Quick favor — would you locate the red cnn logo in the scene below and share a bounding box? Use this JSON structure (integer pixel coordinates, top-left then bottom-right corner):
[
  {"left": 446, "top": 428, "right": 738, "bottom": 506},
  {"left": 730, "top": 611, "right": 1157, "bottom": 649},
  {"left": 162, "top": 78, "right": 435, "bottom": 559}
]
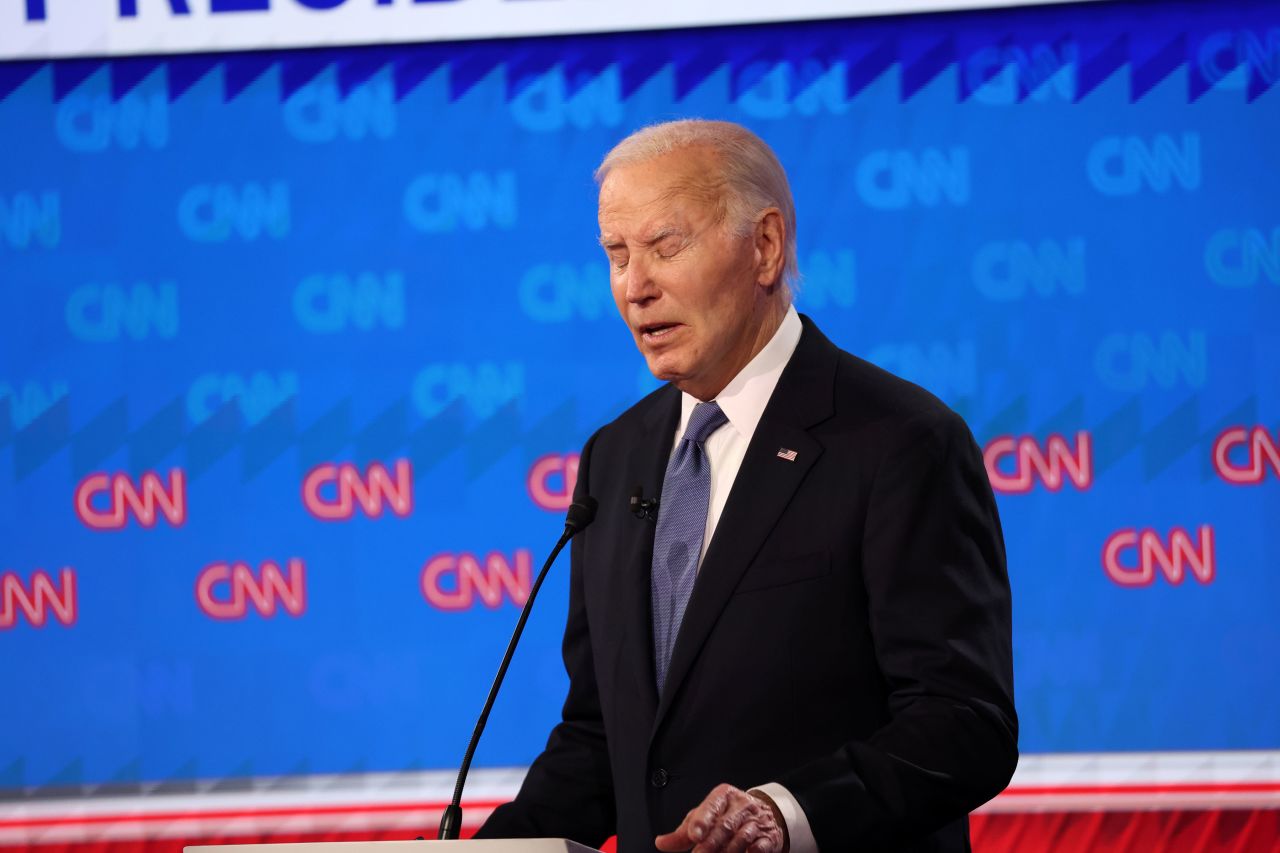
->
[
  {"left": 1212, "top": 426, "right": 1280, "bottom": 485},
  {"left": 984, "top": 431, "right": 1093, "bottom": 493},
  {"left": 1, "top": 568, "right": 77, "bottom": 629},
  {"left": 421, "top": 551, "right": 532, "bottom": 611},
  {"left": 302, "top": 459, "right": 413, "bottom": 520},
  {"left": 527, "top": 453, "right": 580, "bottom": 511},
  {"left": 74, "top": 469, "right": 187, "bottom": 529},
  {"left": 1102, "top": 525, "right": 1215, "bottom": 587},
  {"left": 195, "top": 559, "right": 306, "bottom": 620}
]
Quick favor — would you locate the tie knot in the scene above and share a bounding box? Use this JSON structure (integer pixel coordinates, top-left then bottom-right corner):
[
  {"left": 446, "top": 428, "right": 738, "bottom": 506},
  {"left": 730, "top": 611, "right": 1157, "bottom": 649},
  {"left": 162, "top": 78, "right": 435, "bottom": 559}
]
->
[{"left": 683, "top": 401, "right": 728, "bottom": 445}]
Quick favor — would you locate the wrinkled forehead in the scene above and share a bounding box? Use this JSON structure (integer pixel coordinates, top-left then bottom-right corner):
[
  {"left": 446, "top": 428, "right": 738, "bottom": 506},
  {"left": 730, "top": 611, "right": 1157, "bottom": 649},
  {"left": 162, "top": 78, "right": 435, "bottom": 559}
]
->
[{"left": 597, "top": 148, "right": 726, "bottom": 229}]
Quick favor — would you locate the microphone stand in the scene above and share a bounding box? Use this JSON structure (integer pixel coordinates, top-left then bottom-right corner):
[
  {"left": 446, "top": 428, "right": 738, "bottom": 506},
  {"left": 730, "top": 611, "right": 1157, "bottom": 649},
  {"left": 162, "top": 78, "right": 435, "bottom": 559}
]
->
[{"left": 437, "top": 497, "right": 598, "bottom": 840}]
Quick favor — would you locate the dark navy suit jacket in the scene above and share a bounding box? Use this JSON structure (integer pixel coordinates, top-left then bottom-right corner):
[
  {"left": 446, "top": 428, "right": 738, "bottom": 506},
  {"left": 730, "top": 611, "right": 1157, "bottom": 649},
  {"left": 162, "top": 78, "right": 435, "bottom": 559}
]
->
[{"left": 477, "top": 317, "right": 1018, "bottom": 851}]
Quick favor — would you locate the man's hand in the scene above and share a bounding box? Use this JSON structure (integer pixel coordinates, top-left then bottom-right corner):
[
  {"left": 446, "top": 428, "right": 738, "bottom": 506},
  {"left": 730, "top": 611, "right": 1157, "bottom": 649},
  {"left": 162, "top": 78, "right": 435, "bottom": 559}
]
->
[{"left": 654, "top": 783, "right": 788, "bottom": 853}]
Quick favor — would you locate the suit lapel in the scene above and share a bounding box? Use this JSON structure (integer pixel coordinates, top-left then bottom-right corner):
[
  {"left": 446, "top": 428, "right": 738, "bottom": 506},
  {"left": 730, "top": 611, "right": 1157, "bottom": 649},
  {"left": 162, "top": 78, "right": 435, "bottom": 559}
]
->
[
  {"left": 614, "top": 385, "right": 680, "bottom": 715},
  {"left": 653, "top": 317, "right": 839, "bottom": 731}
]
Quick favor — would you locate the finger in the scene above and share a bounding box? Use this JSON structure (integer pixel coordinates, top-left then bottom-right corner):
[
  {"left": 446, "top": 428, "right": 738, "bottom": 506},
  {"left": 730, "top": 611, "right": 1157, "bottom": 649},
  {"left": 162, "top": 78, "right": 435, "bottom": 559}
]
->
[
  {"left": 686, "top": 786, "right": 733, "bottom": 844},
  {"left": 748, "top": 836, "right": 780, "bottom": 853},
  {"left": 723, "top": 819, "right": 762, "bottom": 853},
  {"left": 654, "top": 829, "right": 692, "bottom": 852},
  {"left": 657, "top": 794, "right": 721, "bottom": 852},
  {"left": 697, "top": 795, "right": 752, "bottom": 851}
]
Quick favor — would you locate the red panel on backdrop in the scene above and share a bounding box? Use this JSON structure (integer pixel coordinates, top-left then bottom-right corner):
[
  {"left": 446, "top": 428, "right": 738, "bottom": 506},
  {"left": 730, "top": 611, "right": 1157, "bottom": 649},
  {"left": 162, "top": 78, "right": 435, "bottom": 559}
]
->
[
  {"left": 2, "top": 811, "right": 1279, "bottom": 853},
  {"left": 971, "top": 809, "right": 1280, "bottom": 852}
]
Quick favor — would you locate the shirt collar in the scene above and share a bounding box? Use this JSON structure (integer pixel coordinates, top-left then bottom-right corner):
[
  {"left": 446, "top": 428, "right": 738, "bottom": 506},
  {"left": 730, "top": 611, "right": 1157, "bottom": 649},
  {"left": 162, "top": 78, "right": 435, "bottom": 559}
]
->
[{"left": 677, "top": 305, "right": 803, "bottom": 442}]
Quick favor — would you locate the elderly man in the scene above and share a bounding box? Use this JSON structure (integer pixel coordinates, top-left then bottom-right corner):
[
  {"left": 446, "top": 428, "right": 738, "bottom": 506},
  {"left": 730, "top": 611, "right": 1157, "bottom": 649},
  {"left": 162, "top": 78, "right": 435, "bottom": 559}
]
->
[{"left": 476, "top": 120, "right": 1017, "bottom": 852}]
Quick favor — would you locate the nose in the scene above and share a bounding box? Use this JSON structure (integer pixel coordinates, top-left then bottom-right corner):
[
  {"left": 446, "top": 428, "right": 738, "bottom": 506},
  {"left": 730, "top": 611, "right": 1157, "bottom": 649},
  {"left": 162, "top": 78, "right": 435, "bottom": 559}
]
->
[{"left": 623, "top": 253, "right": 660, "bottom": 306}]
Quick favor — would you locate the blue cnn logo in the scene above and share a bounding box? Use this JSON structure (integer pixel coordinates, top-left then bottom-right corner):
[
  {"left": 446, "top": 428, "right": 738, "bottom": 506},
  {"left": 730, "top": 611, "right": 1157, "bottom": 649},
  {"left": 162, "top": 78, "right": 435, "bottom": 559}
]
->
[
  {"left": 795, "top": 249, "right": 856, "bottom": 310},
  {"left": 294, "top": 271, "right": 405, "bottom": 333},
  {"left": 178, "top": 182, "right": 290, "bottom": 242},
  {"left": 868, "top": 340, "right": 977, "bottom": 400},
  {"left": 1, "top": 191, "right": 60, "bottom": 249},
  {"left": 519, "top": 263, "right": 611, "bottom": 323},
  {"left": 66, "top": 283, "right": 178, "bottom": 342},
  {"left": 1205, "top": 227, "right": 1280, "bottom": 288},
  {"left": 735, "top": 61, "right": 849, "bottom": 119},
  {"left": 856, "top": 148, "right": 970, "bottom": 209},
  {"left": 965, "top": 43, "right": 1076, "bottom": 104},
  {"left": 412, "top": 362, "right": 524, "bottom": 419},
  {"left": 1197, "top": 29, "right": 1280, "bottom": 90},
  {"left": 283, "top": 76, "right": 396, "bottom": 143},
  {"left": 1087, "top": 133, "right": 1201, "bottom": 196},
  {"left": 403, "top": 172, "right": 517, "bottom": 233},
  {"left": 56, "top": 93, "right": 168, "bottom": 152},
  {"left": 1094, "top": 331, "right": 1207, "bottom": 391},
  {"left": 0, "top": 380, "right": 68, "bottom": 430},
  {"left": 510, "top": 68, "right": 622, "bottom": 132},
  {"left": 972, "top": 239, "right": 1086, "bottom": 301},
  {"left": 187, "top": 371, "right": 298, "bottom": 426}
]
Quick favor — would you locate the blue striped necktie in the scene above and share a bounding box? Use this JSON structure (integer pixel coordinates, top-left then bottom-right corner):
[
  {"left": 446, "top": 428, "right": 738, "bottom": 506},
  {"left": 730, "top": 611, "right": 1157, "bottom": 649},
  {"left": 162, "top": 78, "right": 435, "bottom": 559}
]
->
[{"left": 651, "top": 401, "right": 728, "bottom": 694}]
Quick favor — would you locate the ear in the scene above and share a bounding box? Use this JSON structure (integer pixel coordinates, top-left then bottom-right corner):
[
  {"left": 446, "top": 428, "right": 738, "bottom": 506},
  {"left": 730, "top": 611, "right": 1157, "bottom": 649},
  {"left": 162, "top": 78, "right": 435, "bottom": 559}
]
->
[{"left": 753, "top": 208, "right": 786, "bottom": 288}]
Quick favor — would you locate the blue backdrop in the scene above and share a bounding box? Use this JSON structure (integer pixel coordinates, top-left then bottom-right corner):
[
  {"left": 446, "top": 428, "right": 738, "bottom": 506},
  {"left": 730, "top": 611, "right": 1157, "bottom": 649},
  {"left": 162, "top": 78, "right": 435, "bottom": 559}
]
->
[{"left": 2, "top": 0, "right": 1278, "bottom": 793}]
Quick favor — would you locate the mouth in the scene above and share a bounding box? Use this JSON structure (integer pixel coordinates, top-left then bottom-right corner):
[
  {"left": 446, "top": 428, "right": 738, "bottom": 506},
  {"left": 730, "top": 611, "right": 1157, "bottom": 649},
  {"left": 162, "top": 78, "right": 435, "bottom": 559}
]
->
[{"left": 638, "top": 322, "right": 682, "bottom": 344}]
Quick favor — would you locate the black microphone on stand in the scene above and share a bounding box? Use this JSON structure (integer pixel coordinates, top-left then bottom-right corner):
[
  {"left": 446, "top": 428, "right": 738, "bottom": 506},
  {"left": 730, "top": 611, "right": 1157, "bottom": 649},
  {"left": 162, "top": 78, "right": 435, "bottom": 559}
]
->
[{"left": 436, "top": 496, "right": 599, "bottom": 841}]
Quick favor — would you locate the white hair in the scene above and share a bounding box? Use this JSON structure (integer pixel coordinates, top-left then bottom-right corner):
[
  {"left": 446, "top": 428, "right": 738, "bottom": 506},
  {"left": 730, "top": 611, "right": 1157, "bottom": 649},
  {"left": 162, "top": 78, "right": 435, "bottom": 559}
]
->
[{"left": 595, "top": 119, "right": 799, "bottom": 294}]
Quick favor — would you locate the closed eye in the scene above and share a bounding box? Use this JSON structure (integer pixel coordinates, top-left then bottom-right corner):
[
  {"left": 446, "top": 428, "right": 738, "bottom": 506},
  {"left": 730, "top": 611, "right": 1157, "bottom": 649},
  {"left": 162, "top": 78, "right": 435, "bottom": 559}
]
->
[{"left": 655, "top": 235, "right": 686, "bottom": 259}]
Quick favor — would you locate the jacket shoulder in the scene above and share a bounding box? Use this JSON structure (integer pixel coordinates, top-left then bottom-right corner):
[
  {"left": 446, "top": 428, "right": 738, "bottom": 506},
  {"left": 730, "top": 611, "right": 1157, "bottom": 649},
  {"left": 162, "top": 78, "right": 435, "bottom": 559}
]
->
[
  {"left": 829, "top": 347, "right": 973, "bottom": 446},
  {"left": 577, "top": 382, "right": 676, "bottom": 457},
  {"left": 603, "top": 382, "right": 676, "bottom": 433}
]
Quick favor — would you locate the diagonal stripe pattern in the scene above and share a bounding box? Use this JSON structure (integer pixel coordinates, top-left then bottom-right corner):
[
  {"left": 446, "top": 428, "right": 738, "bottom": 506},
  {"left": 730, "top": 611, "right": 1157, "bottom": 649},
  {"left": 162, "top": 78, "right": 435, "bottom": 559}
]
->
[{"left": 651, "top": 401, "right": 728, "bottom": 694}]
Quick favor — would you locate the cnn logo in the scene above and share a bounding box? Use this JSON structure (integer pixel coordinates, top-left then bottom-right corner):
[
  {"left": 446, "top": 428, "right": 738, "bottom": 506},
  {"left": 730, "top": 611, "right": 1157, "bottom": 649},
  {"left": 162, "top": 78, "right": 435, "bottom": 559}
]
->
[
  {"left": 302, "top": 459, "right": 412, "bottom": 520},
  {"left": 1213, "top": 426, "right": 1280, "bottom": 485},
  {"left": 196, "top": 559, "right": 306, "bottom": 620},
  {"left": 1, "top": 568, "right": 76, "bottom": 629},
  {"left": 421, "top": 551, "right": 532, "bottom": 611},
  {"left": 527, "top": 453, "right": 579, "bottom": 511},
  {"left": 984, "top": 432, "right": 1092, "bottom": 493},
  {"left": 1102, "top": 525, "right": 1215, "bottom": 587},
  {"left": 74, "top": 469, "right": 186, "bottom": 529}
]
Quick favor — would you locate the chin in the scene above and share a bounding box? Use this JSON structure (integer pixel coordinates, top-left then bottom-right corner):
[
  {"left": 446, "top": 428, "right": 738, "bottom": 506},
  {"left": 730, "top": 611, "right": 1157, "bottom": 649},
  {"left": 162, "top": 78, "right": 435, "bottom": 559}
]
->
[{"left": 645, "top": 358, "right": 684, "bottom": 385}]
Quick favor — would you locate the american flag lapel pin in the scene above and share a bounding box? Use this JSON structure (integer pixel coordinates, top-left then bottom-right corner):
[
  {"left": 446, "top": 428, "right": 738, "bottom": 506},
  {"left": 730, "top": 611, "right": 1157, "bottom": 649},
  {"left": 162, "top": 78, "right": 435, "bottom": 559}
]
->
[{"left": 776, "top": 447, "right": 798, "bottom": 462}]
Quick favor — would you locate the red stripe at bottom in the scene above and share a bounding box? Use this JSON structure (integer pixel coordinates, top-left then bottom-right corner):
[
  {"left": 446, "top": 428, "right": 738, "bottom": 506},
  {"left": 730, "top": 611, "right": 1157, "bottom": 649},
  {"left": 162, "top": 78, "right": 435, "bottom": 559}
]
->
[
  {"left": 972, "top": 808, "right": 1280, "bottom": 852},
  {"left": 1, "top": 810, "right": 1278, "bottom": 853}
]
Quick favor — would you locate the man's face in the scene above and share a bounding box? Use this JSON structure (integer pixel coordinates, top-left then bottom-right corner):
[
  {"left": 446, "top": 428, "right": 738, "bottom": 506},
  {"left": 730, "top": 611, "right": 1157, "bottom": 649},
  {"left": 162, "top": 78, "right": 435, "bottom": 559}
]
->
[{"left": 598, "top": 148, "right": 774, "bottom": 401}]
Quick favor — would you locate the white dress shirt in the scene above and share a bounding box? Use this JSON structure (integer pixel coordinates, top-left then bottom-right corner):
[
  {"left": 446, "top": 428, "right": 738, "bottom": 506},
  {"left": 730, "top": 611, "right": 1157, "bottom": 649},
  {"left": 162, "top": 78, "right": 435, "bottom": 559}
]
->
[{"left": 668, "top": 304, "right": 819, "bottom": 853}]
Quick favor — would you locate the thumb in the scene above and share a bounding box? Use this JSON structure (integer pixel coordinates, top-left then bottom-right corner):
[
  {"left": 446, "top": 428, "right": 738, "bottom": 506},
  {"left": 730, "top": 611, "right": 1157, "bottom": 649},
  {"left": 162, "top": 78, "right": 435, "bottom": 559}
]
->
[{"left": 654, "top": 823, "right": 693, "bottom": 852}]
